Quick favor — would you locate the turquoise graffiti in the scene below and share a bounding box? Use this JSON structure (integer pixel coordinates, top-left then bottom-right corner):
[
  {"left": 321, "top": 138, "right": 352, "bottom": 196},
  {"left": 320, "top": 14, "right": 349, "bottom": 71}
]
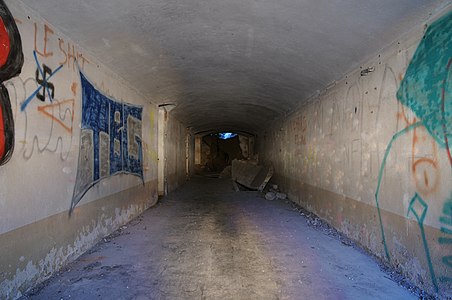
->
[
  {"left": 407, "top": 193, "right": 437, "bottom": 291},
  {"left": 396, "top": 11, "right": 452, "bottom": 165},
  {"left": 439, "top": 194, "right": 452, "bottom": 284},
  {"left": 375, "top": 122, "right": 422, "bottom": 259},
  {"left": 375, "top": 11, "right": 451, "bottom": 292}
]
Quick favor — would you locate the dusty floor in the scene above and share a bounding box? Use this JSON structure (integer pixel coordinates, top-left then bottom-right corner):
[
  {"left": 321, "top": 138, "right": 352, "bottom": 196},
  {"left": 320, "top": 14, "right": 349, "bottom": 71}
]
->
[{"left": 24, "top": 176, "right": 416, "bottom": 300}]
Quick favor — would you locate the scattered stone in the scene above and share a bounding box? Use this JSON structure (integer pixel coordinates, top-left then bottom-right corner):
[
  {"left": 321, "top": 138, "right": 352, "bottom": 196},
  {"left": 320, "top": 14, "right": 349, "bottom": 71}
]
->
[
  {"left": 341, "top": 239, "right": 353, "bottom": 246},
  {"left": 276, "top": 192, "right": 287, "bottom": 200},
  {"left": 265, "top": 192, "right": 277, "bottom": 201},
  {"left": 272, "top": 184, "right": 278, "bottom": 190}
]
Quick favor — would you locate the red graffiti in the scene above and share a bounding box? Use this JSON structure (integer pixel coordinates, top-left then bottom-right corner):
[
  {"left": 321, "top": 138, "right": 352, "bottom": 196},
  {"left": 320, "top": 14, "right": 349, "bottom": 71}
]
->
[
  {"left": 411, "top": 126, "right": 440, "bottom": 196},
  {"left": 0, "top": 17, "right": 10, "bottom": 68},
  {"left": 59, "top": 38, "right": 89, "bottom": 70},
  {"left": 398, "top": 101, "right": 441, "bottom": 196},
  {"left": 0, "top": 103, "right": 4, "bottom": 158},
  {"left": 0, "top": 16, "right": 7, "bottom": 159},
  {"left": 71, "top": 82, "right": 77, "bottom": 96},
  {"left": 0, "top": 1, "right": 24, "bottom": 166},
  {"left": 37, "top": 99, "right": 75, "bottom": 133},
  {"left": 34, "top": 23, "right": 54, "bottom": 58}
]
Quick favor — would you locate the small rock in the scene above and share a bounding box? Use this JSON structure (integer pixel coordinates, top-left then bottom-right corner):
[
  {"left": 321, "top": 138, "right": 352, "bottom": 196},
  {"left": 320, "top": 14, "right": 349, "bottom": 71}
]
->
[
  {"left": 276, "top": 192, "right": 287, "bottom": 200},
  {"left": 272, "top": 184, "right": 278, "bottom": 190},
  {"left": 265, "top": 192, "right": 277, "bottom": 201}
]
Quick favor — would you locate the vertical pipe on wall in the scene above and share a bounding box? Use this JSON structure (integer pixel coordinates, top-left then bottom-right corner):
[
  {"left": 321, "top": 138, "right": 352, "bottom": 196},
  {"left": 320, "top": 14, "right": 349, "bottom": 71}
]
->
[{"left": 157, "top": 107, "right": 167, "bottom": 196}]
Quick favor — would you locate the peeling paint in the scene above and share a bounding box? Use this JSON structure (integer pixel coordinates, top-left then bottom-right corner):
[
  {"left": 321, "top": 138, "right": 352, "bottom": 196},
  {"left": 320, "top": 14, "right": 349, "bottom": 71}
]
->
[{"left": 0, "top": 201, "right": 144, "bottom": 299}]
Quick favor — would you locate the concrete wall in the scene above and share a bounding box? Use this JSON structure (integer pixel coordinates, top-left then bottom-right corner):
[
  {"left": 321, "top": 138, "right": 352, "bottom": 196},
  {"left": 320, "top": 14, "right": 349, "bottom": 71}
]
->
[
  {"left": 186, "top": 128, "right": 195, "bottom": 178},
  {"left": 260, "top": 9, "right": 451, "bottom": 297},
  {"left": 0, "top": 1, "right": 159, "bottom": 298},
  {"left": 165, "top": 110, "right": 191, "bottom": 193}
]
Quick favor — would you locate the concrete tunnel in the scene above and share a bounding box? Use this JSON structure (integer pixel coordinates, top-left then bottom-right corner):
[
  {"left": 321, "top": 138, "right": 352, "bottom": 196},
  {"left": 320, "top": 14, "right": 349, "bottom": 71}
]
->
[{"left": 0, "top": 0, "right": 451, "bottom": 298}]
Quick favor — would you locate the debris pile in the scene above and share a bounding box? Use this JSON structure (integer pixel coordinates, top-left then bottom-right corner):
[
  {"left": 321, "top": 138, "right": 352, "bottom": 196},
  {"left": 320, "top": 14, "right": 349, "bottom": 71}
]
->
[
  {"left": 231, "top": 159, "right": 273, "bottom": 191},
  {"left": 264, "top": 184, "right": 287, "bottom": 201}
]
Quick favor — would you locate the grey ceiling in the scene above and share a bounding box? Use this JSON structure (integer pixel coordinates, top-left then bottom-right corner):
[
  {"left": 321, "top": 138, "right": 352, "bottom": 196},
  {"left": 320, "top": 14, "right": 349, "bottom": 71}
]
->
[{"left": 19, "top": 0, "right": 448, "bottom": 134}]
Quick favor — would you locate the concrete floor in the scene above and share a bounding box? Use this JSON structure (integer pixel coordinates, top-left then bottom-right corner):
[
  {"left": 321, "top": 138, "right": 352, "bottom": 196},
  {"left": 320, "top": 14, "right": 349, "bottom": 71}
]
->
[{"left": 24, "top": 176, "right": 415, "bottom": 300}]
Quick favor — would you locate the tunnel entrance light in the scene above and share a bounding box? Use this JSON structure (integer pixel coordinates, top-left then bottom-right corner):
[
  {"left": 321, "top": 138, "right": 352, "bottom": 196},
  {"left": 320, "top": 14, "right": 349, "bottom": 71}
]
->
[{"left": 216, "top": 132, "right": 237, "bottom": 140}]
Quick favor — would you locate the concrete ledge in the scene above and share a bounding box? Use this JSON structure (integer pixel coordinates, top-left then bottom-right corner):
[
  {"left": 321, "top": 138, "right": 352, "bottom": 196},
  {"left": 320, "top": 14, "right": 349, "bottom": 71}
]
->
[
  {"left": 0, "top": 180, "right": 157, "bottom": 299},
  {"left": 272, "top": 174, "right": 451, "bottom": 297}
]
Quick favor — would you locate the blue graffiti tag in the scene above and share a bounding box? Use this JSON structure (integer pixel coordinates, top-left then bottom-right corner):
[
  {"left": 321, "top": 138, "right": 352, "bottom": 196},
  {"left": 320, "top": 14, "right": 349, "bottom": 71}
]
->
[{"left": 70, "top": 72, "right": 143, "bottom": 213}]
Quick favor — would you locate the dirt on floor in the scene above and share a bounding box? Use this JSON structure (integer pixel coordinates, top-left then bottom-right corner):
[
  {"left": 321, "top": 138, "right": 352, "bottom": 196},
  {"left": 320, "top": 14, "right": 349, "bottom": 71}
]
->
[{"left": 22, "top": 176, "right": 427, "bottom": 300}]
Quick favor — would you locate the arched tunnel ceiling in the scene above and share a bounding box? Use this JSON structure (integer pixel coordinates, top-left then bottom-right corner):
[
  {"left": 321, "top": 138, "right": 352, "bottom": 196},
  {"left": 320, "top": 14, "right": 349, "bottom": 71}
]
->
[{"left": 19, "top": 0, "right": 448, "bottom": 134}]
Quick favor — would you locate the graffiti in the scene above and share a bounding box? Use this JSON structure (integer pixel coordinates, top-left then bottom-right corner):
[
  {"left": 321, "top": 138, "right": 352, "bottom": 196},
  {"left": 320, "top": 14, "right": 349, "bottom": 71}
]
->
[
  {"left": 412, "top": 153, "right": 440, "bottom": 195},
  {"left": 0, "top": 0, "right": 24, "bottom": 165},
  {"left": 58, "top": 38, "right": 89, "bottom": 71},
  {"left": 375, "top": 12, "right": 451, "bottom": 292},
  {"left": 21, "top": 51, "right": 63, "bottom": 111},
  {"left": 4, "top": 50, "right": 73, "bottom": 162},
  {"left": 71, "top": 82, "right": 77, "bottom": 96},
  {"left": 407, "top": 193, "right": 438, "bottom": 291},
  {"left": 33, "top": 21, "right": 89, "bottom": 71},
  {"left": 71, "top": 72, "right": 143, "bottom": 213},
  {"left": 375, "top": 122, "right": 422, "bottom": 258},
  {"left": 441, "top": 58, "right": 452, "bottom": 166},
  {"left": 439, "top": 195, "right": 452, "bottom": 283},
  {"left": 396, "top": 13, "right": 451, "bottom": 165},
  {"left": 4, "top": 73, "right": 75, "bottom": 161},
  {"left": 0, "top": 85, "right": 12, "bottom": 164},
  {"left": 35, "top": 64, "right": 55, "bottom": 102},
  {"left": 34, "top": 23, "right": 54, "bottom": 58},
  {"left": 396, "top": 107, "right": 442, "bottom": 195},
  {"left": 37, "top": 99, "right": 75, "bottom": 133},
  {"left": 442, "top": 59, "right": 452, "bottom": 166}
]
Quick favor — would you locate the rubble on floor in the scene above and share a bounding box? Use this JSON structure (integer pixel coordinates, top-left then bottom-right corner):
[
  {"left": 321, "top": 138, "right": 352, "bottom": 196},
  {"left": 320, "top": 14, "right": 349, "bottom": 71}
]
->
[
  {"left": 264, "top": 184, "right": 287, "bottom": 201},
  {"left": 231, "top": 159, "right": 273, "bottom": 191}
]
